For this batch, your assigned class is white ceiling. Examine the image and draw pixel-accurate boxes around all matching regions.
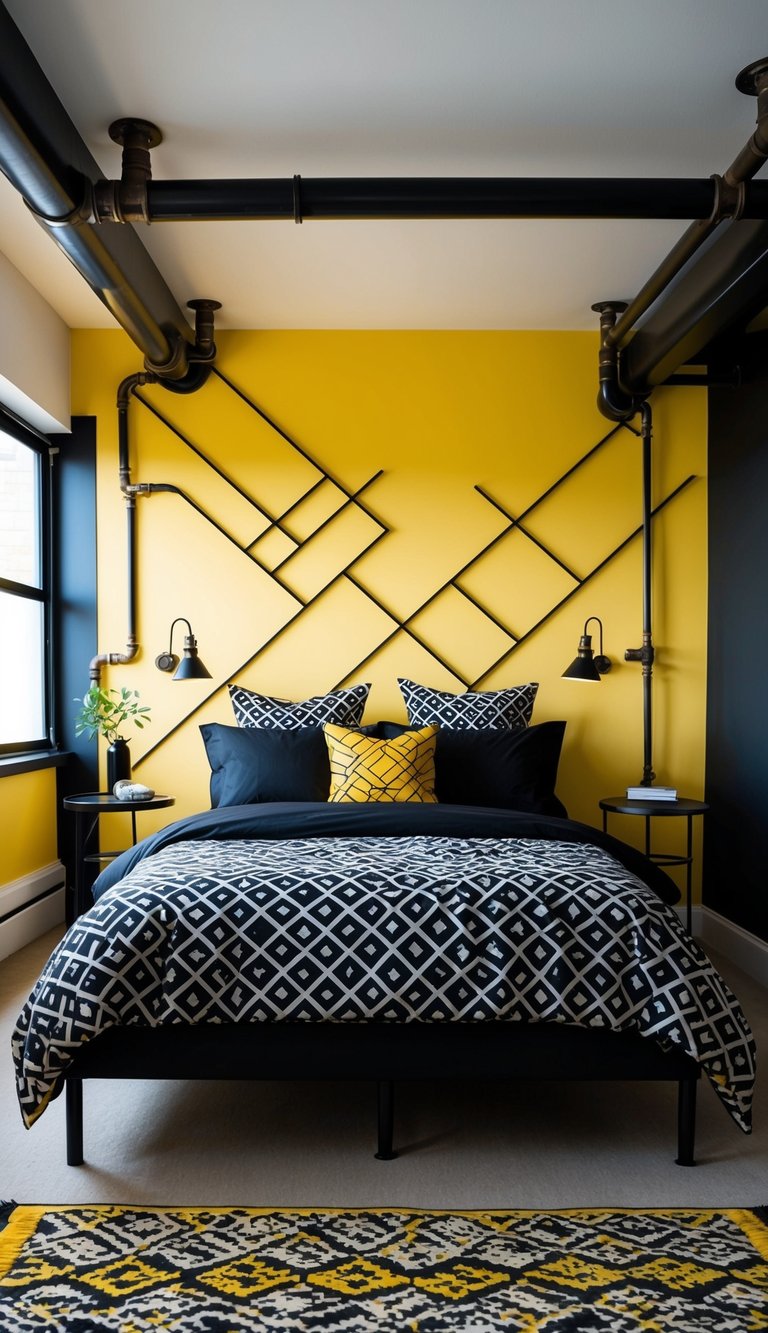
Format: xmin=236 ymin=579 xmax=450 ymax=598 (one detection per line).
xmin=1 ymin=0 xmax=767 ymax=331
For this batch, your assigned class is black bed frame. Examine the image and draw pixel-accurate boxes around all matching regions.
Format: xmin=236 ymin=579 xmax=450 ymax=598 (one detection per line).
xmin=63 ymin=1020 xmax=700 ymax=1167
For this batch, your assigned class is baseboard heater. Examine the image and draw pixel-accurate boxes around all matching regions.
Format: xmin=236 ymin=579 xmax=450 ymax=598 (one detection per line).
xmin=0 ymin=863 xmax=65 ymax=961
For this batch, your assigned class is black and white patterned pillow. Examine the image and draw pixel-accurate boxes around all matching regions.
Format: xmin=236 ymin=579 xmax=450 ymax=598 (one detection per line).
xmin=398 ymin=677 xmax=538 ymax=730
xmin=228 ymin=682 xmax=370 ymax=730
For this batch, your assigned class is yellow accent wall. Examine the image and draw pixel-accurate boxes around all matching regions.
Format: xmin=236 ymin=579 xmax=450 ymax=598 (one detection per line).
xmin=0 ymin=770 xmax=58 ymax=884
xmin=71 ymin=329 xmax=707 ymax=888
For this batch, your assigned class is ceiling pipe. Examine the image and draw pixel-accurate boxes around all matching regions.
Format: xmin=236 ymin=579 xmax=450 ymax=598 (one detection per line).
xmin=0 ymin=7 xmax=195 ymax=379
xmin=592 ymin=56 xmax=768 ymax=401
xmin=605 ymin=57 xmax=768 ymax=358
xmin=622 ymin=216 xmax=768 ymax=390
xmin=93 ymin=167 xmax=768 ymax=225
xmin=91 ymin=60 xmax=768 ymax=227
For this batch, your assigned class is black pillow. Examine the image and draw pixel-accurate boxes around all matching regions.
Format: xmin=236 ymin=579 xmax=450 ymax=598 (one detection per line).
xmin=378 ymin=720 xmax=567 ymax=817
xmin=200 ymin=723 xmax=331 ymax=807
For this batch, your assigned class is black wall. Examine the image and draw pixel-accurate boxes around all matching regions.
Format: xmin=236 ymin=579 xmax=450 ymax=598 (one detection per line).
xmin=53 ymin=416 xmax=98 ymax=912
xmin=704 ymin=373 xmax=768 ymax=940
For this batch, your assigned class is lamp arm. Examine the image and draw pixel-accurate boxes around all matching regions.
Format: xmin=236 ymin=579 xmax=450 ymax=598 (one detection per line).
xmin=156 ymin=617 xmax=194 ymax=673
xmin=583 ymin=615 xmax=604 ymax=656
xmin=583 ymin=615 xmax=611 ymax=674
xmin=167 ymin=617 xmax=193 ymax=653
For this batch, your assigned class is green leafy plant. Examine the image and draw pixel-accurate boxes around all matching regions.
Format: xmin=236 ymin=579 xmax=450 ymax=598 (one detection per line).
xmin=74 ymin=686 xmax=152 ymax=744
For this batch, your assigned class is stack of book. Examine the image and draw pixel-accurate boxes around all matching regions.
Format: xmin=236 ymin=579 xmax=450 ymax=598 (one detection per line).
xmin=626 ymin=786 xmax=678 ymax=801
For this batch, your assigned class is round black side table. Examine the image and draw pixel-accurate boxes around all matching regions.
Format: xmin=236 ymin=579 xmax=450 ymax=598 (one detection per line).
xmin=599 ymin=796 xmax=708 ymax=935
xmin=64 ymin=792 xmax=175 ymax=920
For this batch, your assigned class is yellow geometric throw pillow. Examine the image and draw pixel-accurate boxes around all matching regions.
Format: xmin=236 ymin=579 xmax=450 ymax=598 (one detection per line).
xmin=324 ymin=724 xmax=438 ymax=804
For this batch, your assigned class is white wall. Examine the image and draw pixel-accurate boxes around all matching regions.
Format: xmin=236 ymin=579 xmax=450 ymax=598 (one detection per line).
xmin=0 ymin=250 xmax=70 ymax=433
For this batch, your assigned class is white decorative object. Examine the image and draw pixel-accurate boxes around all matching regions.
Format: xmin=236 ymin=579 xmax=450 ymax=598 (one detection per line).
xmin=112 ymin=780 xmax=155 ymax=802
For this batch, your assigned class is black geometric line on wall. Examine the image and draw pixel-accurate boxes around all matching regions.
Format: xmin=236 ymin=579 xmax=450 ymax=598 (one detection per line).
xmin=132 ymin=372 xmax=485 ymax=689
xmin=473 ymin=475 xmax=694 ymax=687
xmin=332 ymin=419 xmax=635 ymax=682
xmin=134 ymin=389 xmax=310 ymax=550
xmin=133 ymin=365 xmax=531 ymax=760
xmin=213 ymin=365 xmax=389 ymax=545
xmin=135 ymin=475 xmax=694 ymax=769
xmin=133 ymin=388 xmax=387 ymax=600
xmin=335 ymin=474 xmax=696 ymax=691
xmin=128 ymin=371 xmax=693 ymax=768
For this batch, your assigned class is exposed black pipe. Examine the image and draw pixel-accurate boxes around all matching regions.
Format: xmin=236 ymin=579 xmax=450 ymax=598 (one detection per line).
xmin=624 ymin=402 xmax=656 ymax=788
xmin=0 ymin=7 xmax=195 ymax=377
xmin=607 ymin=59 xmax=768 ymax=354
xmin=88 ymin=372 xmax=155 ymax=683
xmin=602 ymin=56 xmax=768 ymax=394
xmin=88 ymin=353 xmax=217 ymax=685
xmin=592 ymin=301 xmax=643 ymax=422
xmin=95 ymin=175 xmax=768 ymax=224
xmin=621 ymin=216 xmax=768 ymax=390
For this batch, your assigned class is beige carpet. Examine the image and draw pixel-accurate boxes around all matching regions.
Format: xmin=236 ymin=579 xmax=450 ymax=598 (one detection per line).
xmin=2 ymin=926 xmax=766 ymax=1207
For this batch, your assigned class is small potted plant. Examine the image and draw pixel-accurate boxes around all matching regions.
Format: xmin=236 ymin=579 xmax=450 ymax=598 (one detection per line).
xmin=74 ymin=685 xmax=152 ymax=790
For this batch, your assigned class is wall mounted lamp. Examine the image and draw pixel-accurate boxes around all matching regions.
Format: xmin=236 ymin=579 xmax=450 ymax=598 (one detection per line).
xmin=562 ymin=616 xmax=611 ymax=682
xmin=155 ymin=617 xmax=211 ymax=680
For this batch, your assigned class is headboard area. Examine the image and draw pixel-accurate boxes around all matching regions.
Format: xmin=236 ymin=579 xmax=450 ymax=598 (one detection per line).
xmin=73 ymin=327 xmax=707 ymax=839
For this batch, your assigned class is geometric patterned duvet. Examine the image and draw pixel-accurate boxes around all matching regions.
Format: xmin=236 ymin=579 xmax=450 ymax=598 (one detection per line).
xmin=12 ymin=830 xmax=756 ymax=1132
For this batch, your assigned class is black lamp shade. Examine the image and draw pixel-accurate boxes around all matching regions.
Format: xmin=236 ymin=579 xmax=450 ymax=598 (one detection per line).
xmin=563 ymin=639 xmax=602 ymax=681
xmin=562 ymin=618 xmax=611 ymax=681
xmin=173 ymin=635 xmax=211 ymax=680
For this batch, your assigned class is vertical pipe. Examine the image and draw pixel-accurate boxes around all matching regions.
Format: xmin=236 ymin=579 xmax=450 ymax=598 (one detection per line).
xmin=118 ymin=399 xmax=138 ymax=647
xmin=641 ymin=403 xmax=652 ymax=637
xmin=640 ymin=403 xmax=655 ymax=786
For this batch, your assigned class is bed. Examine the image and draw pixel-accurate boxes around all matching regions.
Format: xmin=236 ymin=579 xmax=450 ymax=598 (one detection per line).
xmin=11 ymin=681 xmax=757 ymax=1166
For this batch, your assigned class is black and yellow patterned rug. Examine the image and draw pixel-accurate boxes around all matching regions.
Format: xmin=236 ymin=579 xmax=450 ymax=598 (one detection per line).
xmin=1 ymin=1202 xmax=768 ymax=1331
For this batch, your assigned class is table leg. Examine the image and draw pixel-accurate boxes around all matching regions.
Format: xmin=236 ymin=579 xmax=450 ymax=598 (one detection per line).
xmin=644 ymin=815 xmax=651 ymax=858
xmin=72 ymin=812 xmax=85 ymax=922
xmin=131 ymin=810 xmax=137 ymax=845
xmin=66 ymin=1080 xmax=84 ymax=1166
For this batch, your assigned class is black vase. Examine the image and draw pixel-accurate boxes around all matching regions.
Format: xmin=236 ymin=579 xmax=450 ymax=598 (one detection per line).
xmin=106 ymin=738 xmax=131 ymax=792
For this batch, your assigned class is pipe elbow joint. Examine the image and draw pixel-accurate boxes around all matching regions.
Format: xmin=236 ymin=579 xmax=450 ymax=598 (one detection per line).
xmin=596 ymin=378 xmax=640 ymax=423
xmin=143 ymin=332 xmax=193 ymax=382
xmin=117 ymin=370 xmax=158 ymax=410
xmin=88 ymin=639 xmax=139 ymax=686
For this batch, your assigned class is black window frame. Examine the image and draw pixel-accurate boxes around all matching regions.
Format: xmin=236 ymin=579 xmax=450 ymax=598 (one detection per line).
xmin=0 ymin=406 xmax=55 ymax=757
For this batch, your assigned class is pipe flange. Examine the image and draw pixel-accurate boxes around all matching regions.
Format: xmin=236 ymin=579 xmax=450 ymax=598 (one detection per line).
xmin=735 ymin=57 xmax=768 ymax=96
xmin=591 ymin=300 xmax=629 ymax=316
xmin=108 ymin=118 xmax=163 ymax=150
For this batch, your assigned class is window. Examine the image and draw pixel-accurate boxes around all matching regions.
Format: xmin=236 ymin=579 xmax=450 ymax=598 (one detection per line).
xmin=0 ymin=416 xmax=52 ymax=754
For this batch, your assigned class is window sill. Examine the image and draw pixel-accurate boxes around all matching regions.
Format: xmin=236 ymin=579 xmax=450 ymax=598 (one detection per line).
xmin=0 ymin=750 xmax=70 ymax=777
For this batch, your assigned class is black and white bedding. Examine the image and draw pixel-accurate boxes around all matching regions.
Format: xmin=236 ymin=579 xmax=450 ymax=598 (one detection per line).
xmin=12 ymin=803 xmax=755 ymax=1132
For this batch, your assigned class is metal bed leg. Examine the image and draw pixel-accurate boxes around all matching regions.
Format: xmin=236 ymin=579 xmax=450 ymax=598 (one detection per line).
xmin=375 ymin=1080 xmax=396 ymax=1160
xmin=66 ymin=1080 xmax=84 ymax=1166
xmin=675 ymin=1078 xmax=697 ymax=1166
